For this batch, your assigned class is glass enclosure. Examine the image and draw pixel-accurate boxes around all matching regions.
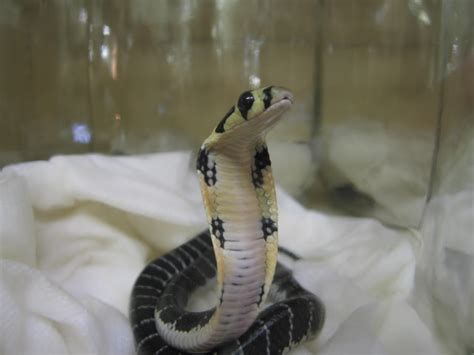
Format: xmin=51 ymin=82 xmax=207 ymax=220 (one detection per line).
xmin=0 ymin=0 xmax=472 ymax=354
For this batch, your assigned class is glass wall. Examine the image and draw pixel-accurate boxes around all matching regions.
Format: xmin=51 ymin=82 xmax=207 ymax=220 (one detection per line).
xmin=0 ymin=0 xmax=451 ymax=228
xmin=416 ymin=0 xmax=473 ymax=353
xmin=0 ymin=0 xmax=321 ymax=159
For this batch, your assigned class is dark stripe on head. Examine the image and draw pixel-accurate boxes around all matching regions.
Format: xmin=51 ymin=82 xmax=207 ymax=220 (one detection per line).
xmin=237 ymin=91 xmax=254 ymax=119
xmin=215 ymin=106 xmax=234 ymax=133
xmin=263 ymin=86 xmax=273 ymax=109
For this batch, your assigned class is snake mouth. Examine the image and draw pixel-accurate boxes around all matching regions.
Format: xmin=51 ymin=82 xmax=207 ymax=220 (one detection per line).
xmin=280 ymin=92 xmax=294 ymax=105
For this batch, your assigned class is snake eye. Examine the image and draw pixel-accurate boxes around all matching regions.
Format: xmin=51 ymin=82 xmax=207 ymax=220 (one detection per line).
xmin=237 ymin=91 xmax=254 ymax=119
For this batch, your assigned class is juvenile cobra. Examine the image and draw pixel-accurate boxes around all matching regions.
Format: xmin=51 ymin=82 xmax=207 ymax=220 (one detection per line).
xmin=130 ymin=86 xmax=325 ymax=354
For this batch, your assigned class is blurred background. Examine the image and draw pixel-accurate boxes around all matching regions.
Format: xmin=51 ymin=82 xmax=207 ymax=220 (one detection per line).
xmin=0 ymin=1 xmax=472 ymax=353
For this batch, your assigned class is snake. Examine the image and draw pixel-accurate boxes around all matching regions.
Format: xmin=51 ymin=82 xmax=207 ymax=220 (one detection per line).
xmin=130 ymin=86 xmax=325 ymax=354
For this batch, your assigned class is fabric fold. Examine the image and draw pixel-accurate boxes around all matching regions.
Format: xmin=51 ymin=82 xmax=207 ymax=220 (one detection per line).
xmin=0 ymin=153 xmax=448 ymax=354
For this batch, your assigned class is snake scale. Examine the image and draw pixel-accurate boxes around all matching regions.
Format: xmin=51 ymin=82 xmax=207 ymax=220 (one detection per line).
xmin=130 ymin=86 xmax=325 ymax=354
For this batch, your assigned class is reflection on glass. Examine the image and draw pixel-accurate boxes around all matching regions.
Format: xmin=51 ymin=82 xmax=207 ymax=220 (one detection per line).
xmin=72 ymin=123 xmax=92 ymax=144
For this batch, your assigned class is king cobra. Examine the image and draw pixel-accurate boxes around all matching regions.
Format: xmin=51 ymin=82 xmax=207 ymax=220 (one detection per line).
xmin=130 ymin=86 xmax=325 ymax=354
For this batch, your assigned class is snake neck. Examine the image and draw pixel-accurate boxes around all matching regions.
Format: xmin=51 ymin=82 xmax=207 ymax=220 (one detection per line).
xmin=152 ymin=87 xmax=293 ymax=353
xmin=195 ymin=138 xmax=279 ymax=349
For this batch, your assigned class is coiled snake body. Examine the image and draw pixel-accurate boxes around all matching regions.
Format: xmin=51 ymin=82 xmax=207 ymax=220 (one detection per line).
xmin=130 ymin=87 xmax=325 ymax=354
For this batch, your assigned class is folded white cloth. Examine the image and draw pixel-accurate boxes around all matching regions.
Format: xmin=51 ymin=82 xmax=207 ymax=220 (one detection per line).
xmin=0 ymin=153 xmax=446 ymax=355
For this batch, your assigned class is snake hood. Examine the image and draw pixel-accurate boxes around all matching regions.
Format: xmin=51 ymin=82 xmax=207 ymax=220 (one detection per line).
xmin=204 ymin=86 xmax=293 ymax=148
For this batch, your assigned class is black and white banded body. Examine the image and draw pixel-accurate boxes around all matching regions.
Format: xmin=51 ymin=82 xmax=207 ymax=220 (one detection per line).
xmin=130 ymin=87 xmax=325 ymax=354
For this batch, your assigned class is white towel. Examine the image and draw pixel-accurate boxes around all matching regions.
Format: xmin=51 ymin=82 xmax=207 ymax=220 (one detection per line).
xmin=0 ymin=153 xmax=445 ymax=355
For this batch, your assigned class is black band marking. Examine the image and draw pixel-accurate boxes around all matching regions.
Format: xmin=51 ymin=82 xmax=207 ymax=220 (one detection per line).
xmin=219 ymin=288 xmax=225 ymax=305
xmin=251 ymin=145 xmax=271 ymax=188
xmin=211 ymin=217 xmax=225 ymax=247
xmin=262 ymin=217 xmax=277 ymax=239
xmin=197 ymin=148 xmax=217 ymax=186
xmin=257 ymin=284 xmax=266 ymax=306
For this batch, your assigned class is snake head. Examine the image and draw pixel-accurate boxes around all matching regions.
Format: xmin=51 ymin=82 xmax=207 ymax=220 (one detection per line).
xmin=212 ymin=86 xmax=293 ymax=138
